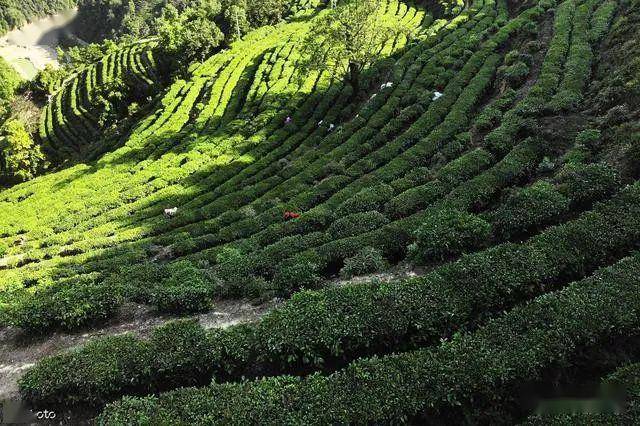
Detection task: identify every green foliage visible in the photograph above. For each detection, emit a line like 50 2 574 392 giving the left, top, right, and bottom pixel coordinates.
157 2 224 62
91 77 130 127
32 65 68 95
58 40 119 69
149 319 216 387
74 0 291 46
9 3 640 423
589 0 618 43
22 182 640 407
39 42 162 161
213 247 262 298
73 0 192 42
408 208 491 263
327 211 389 239
223 3 250 41
97 253 640 424
548 2 594 112
0 119 45 185
10 275 123 332
301 0 410 92
19 334 152 405
272 256 320 294
0 0 75 36
575 128 602 151
0 57 21 101
555 162 620 206
246 0 285 27
339 246 387 278
151 261 213 313
335 184 394 216
488 181 570 239
501 61 530 87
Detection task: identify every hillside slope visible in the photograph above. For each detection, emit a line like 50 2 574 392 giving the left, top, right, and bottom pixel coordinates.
0 0 428 327
2 0 640 423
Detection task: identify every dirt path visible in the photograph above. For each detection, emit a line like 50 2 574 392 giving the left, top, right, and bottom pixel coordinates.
0 263 419 403
0 299 279 402
0 9 78 79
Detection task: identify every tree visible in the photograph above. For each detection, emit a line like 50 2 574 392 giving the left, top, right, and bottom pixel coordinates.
246 0 285 27
58 40 119 69
0 119 45 185
300 0 409 96
33 64 68 96
0 56 21 101
156 1 224 63
223 1 250 41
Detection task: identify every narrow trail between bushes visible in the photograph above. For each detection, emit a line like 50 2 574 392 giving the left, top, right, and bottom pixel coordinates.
0 265 418 408
0 299 278 402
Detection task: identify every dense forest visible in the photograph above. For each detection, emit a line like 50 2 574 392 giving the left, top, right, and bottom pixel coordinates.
0 0 76 35
1 0 640 424
72 0 288 42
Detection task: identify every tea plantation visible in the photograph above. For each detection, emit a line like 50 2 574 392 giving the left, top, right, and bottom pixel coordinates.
2 0 640 423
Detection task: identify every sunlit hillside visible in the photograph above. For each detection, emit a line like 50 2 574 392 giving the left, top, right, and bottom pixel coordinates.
1 0 640 424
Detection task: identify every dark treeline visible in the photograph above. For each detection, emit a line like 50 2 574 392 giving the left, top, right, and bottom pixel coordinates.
73 0 289 43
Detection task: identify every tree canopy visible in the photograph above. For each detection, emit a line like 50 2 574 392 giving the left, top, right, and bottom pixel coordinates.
0 119 45 185
0 56 21 101
301 0 410 94
156 1 225 63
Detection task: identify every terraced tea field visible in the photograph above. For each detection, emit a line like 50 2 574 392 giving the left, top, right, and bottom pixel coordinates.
1 0 640 423
39 41 162 161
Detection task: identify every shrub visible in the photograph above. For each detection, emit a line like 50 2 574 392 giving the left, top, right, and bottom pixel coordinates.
151 261 213 313
575 128 602 151
489 181 570 239
109 262 169 302
19 334 152 406
525 363 640 425
340 247 388 279
149 320 216 388
327 211 389 240
0 119 46 185
97 254 640 425
625 138 640 179
0 56 21 100
385 181 447 219
502 61 530 87
335 184 394 216
272 256 321 295
555 163 620 206
11 276 123 332
22 183 640 407
213 247 259 298
408 208 492 263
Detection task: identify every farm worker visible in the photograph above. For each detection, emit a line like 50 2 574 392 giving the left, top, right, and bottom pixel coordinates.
283 211 301 220
285 116 292 125
164 207 178 218
433 91 443 100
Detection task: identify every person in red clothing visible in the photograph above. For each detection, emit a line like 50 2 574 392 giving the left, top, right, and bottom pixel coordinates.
284 211 301 220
